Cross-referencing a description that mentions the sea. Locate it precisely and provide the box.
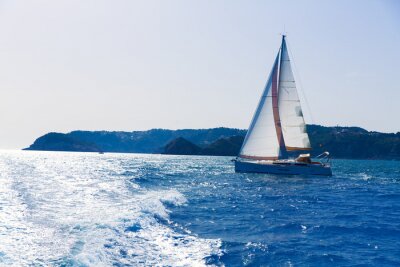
[0,150,399,266]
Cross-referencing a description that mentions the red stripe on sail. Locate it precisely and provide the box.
[272,56,286,155]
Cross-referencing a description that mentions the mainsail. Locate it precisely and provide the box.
[239,35,311,160]
[278,36,311,151]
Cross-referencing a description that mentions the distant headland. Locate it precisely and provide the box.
[24,125,400,160]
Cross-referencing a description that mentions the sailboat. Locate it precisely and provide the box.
[234,35,332,176]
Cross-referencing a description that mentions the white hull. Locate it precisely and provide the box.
[235,159,332,176]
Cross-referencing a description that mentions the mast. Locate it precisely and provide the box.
[272,35,288,159]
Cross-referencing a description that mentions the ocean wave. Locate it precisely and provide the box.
[0,151,223,266]
[2,151,400,266]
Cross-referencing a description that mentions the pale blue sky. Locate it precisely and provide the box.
[0,0,399,149]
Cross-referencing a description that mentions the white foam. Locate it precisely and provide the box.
[139,189,187,220]
[0,151,223,266]
[360,173,373,181]
[127,217,222,266]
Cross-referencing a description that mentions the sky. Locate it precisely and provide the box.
[0,0,399,149]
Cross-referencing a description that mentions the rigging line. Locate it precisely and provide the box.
[285,38,315,125]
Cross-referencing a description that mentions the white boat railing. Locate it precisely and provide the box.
[316,151,331,164]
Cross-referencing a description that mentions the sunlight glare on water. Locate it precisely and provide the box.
[0,150,399,266]
[0,151,222,266]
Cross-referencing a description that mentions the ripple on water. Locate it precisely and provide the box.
[0,152,400,266]
[0,151,223,266]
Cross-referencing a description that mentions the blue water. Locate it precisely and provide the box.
[0,151,399,266]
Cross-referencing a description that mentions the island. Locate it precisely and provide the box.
[24,125,400,160]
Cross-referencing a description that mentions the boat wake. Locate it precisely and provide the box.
[3,151,399,266]
[0,151,222,266]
